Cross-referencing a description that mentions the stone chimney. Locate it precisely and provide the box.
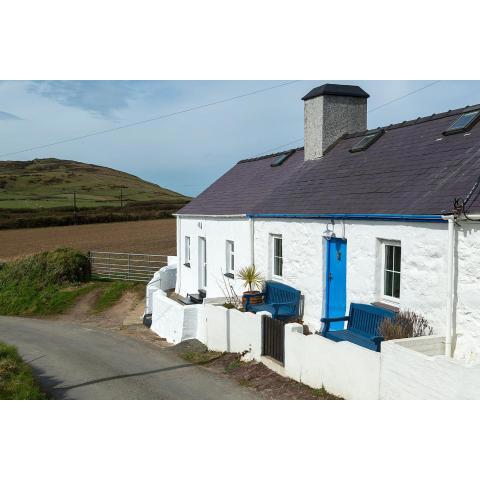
[302,83,369,161]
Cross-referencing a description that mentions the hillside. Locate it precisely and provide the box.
[0,158,190,229]
[0,158,189,209]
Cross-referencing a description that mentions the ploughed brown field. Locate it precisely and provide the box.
[0,218,177,261]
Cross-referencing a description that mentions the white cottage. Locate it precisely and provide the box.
[175,83,480,362]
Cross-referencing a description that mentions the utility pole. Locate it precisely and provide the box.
[73,191,77,225]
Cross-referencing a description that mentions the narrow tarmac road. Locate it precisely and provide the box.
[0,316,260,400]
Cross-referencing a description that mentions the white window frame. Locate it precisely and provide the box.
[381,241,401,303]
[184,236,191,267]
[271,235,283,279]
[225,240,235,276]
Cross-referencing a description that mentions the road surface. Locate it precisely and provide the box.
[0,316,260,400]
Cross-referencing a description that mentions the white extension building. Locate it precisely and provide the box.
[174,83,480,362]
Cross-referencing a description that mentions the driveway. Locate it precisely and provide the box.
[0,316,260,400]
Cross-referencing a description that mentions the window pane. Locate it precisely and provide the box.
[385,245,393,271]
[394,246,401,272]
[384,270,393,297]
[393,272,401,298]
[275,237,282,257]
[449,111,479,131]
[231,252,234,270]
[277,257,283,277]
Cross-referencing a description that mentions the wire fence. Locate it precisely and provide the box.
[89,251,168,283]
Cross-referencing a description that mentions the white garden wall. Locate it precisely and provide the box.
[151,290,201,344]
[203,304,262,361]
[284,323,381,399]
[380,336,480,399]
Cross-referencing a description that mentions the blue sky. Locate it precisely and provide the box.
[1,80,480,197]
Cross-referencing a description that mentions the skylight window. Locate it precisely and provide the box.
[444,110,480,135]
[271,149,295,167]
[349,130,384,153]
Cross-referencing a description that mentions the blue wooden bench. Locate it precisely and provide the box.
[321,303,396,352]
[245,281,301,320]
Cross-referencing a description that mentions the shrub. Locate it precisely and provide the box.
[379,310,433,341]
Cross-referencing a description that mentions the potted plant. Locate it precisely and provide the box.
[237,265,264,306]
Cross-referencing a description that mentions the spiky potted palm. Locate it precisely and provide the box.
[237,265,264,306]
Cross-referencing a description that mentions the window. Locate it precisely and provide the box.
[443,110,480,135]
[272,235,283,277]
[271,149,295,167]
[383,243,401,300]
[225,240,235,277]
[349,130,384,153]
[184,236,190,267]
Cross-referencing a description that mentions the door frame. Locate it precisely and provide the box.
[324,237,347,319]
[198,236,207,290]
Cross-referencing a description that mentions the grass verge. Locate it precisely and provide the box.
[180,350,225,364]
[0,342,45,399]
[0,248,93,316]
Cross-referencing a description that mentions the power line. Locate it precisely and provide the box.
[367,80,441,114]
[253,80,441,157]
[0,80,300,159]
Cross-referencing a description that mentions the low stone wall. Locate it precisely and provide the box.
[380,336,480,399]
[150,296,480,399]
[203,304,262,361]
[151,291,201,344]
[285,324,381,399]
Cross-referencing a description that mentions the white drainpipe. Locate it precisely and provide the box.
[442,215,456,357]
[250,217,255,265]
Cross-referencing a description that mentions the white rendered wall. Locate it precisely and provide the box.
[203,304,262,361]
[380,336,480,399]
[176,216,251,299]
[151,290,201,344]
[285,323,381,399]
[177,215,480,360]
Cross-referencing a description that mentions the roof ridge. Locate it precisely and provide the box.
[345,103,480,138]
[237,146,304,164]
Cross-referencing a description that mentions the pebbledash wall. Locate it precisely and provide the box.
[176,215,480,361]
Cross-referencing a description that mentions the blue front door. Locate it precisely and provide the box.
[325,238,347,330]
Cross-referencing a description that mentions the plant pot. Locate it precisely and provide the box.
[242,291,263,305]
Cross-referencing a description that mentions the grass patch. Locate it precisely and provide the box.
[0,248,93,316]
[311,386,341,400]
[225,358,242,373]
[181,350,224,364]
[92,281,141,313]
[0,342,45,399]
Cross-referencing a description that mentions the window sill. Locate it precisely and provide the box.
[183,263,191,268]
[224,273,234,279]
[378,296,400,309]
[372,301,400,313]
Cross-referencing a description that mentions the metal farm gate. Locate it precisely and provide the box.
[89,251,168,283]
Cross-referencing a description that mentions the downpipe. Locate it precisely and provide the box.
[442,215,456,357]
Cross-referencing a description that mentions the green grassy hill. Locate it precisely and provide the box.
[0,158,189,209]
[0,158,190,229]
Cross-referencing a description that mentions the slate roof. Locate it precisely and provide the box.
[178,104,480,216]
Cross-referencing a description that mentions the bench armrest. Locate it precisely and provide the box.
[321,316,349,335]
[371,335,384,352]
[271,301,297,317]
